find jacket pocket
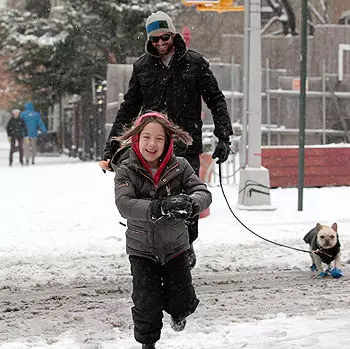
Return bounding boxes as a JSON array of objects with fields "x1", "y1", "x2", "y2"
[
  {"x1": 126, "y1": 228, "x2": 147, "y2": 251},
  {"x1": 158, "y1": 220, "x2": 188, "y2": 249}
]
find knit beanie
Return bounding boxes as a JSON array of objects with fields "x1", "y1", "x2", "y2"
[{"x1": 145, "y1": 11, "x2": 176, "y2": 37}]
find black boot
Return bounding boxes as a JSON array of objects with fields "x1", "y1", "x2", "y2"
[
  {"x1": 142, "y1": 344, "x2": 155, "y2": 349},
  {"x1": 170, "y1": 317, "x2": 187, "y2": 332}
]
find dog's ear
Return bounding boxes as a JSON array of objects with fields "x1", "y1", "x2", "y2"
[
  {"x1": 331, "y1": 223, "x2": 338, "y2": 232},
  {"x1": 316, "y1": 223, "x2": 322, "y2": 231}
]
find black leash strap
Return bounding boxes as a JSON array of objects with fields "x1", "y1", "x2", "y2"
[{"x1": 218, "y1": 164, "x2": 312, "y2": 255}]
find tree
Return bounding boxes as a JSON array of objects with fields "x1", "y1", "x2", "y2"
[
  {"x1": 25, "y1": 0, "x2": 51, "y2": 19},
  {"x1": 0, "y1": 0, "x2": 182, "y2": 110}
]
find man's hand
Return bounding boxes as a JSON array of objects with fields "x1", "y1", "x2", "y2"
[
  {"x1": 103, "y1": 139, "x2": 120, "y2": 161},
  {"x1": 212, "y1": 139, "x2": 231, "y2": 164},
  {"x1": 99, "y1": 159, "x2": 112, "y2": 172},
  {"x1": 23, "y1": 137, "x2": 30, "y2": 145}
]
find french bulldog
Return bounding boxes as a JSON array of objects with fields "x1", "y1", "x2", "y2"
[{"x1": 303, "y1": 223, "x2": 343, "y2": 278}]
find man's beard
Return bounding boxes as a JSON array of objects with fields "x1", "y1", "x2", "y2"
[{"x1": 158, "y1": 43, "x2": 174, "y2": 56}]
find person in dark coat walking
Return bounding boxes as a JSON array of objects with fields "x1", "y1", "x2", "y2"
[
  {"x1": 6, "y1": 109, "x2": 28, "y2": 166},
  {"x1": 107, "y1": 111, "x2": 212, "y2": 349},
  {"x1": 101, "y1": 11, "x2": 233, "y2": 268}
]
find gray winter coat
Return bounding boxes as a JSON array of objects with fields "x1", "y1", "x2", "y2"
[{"x1": 112, "y1": 147, "x2": 212, "y2": 265}]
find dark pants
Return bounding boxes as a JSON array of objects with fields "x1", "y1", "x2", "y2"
[
  {"x1": 183, "y1": 154, "x2": 200, "y2": 244},
  {"x1": 129, "y1": 253, "x2": 199, "y2": 344},
  {"x1": 9, "y1": 137, "x2": 24, "y2": 165}
]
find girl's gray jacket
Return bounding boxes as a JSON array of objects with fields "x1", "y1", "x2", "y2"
[{"x1": 112, "y1": 147, "x2": 212, "y2": 265}]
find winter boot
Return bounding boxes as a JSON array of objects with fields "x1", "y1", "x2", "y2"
[
  {"x1": 170, "y1": 317, "x2": 187, "y2": 332},
  {"x1": 188, "y1": 244, "x2": 196, "y2": 269},
  {"x1": 142, "y1": 344, "x2": 155, "y2": 349}
]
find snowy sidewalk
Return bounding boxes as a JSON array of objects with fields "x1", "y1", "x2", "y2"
[
  {"x1": 0, "y1": 129, "x2": 80, "y2": 168},
  {"x1": 1, "y1": 129, "x2": 350, "y2": 348}
]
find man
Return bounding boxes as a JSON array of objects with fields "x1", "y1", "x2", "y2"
[
  {"x1": 21, "y1": 101, "x2": 47, "y2": 165},
  {"x1": 6, "y1": 109, "x2": 28, "y2": 166},
  {"x1": 100, "y1": 11, "x2": 233, "y2": 270}
]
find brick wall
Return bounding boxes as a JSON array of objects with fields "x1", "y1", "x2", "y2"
[{"x1": 262, "y1": 146, "x2": 350, "y2": 188}]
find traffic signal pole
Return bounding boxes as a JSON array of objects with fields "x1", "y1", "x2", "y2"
[
  {"x1": 237, "y1": 0, "x2": 274, "y2": 210},
  {"x1": 182, "y1": 0, "x2": 274, "y2": 210},
  {"x1": 297, "y1": 0, "x2": 308, "y2": 211}
]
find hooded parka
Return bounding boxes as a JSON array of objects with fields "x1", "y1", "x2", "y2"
[
  {"x1": 106, "y1": 34, "x2": 233, "y2": 157},
  {"x1": 112, "y1": 147, "x2": 212, "y2": 265}
]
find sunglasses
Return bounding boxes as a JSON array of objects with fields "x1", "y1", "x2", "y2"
[{"x1": 149, "y1": 34, "x2": 172, "y2": 43}]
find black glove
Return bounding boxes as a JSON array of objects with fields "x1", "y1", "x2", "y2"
[
  {"x1": 161, "y1": 194, "x2": 194, "y2": 220},
  {"x1": 103, "y1": 139, "x2": 120, "y2": 162},
  {"x1": 149, "y1": 199, "x2": 163, "y2": 221},
  {"x1": 102, "y1": 139, "x2": 120, "y2": 172},
  {"x1": 190, "y1": 200, "x2": 200, "y2": 218},
  {"x1": 150, "y1": 194, "x2": 194, "y2": 221},
  {"x1": 212, "y1": 139, "x2": 230, "y2": 164}
]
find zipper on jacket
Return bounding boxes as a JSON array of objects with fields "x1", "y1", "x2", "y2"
[
  {"x1": 157, "y1": 163, "x2": 180, "y2": 189},
  {"x1": 138, "y1": 169, "x2": 157, "y2": 190}
]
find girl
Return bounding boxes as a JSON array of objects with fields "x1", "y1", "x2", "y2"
[{"x1": 106, "y1": 111, "x2": 212, "y2": 349}]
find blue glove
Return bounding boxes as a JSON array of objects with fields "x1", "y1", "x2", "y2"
[
  {"x1": 330, "y1": 267, "x2": 343, "y2": 278},
  {"x1": 318, "y1": 271, "x2": 328, "y2": 278},
  {"x1": 310, "y1": 264, "x2": 317, "y2": 272}
]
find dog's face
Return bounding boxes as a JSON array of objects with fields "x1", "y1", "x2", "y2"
[{"x1": 316, "y1": 223, "x2": 338, "y2": 249}]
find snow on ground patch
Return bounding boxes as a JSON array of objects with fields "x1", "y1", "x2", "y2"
[{"x1": 1, "y1": 130, "x2": 350, "y2": 348}]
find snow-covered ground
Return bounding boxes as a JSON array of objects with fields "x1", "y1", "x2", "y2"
[{"x1": 1, "y1": 129, "x2": 350, "y2": 349}]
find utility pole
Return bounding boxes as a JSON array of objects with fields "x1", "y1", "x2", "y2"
[
  {"x1": 298, "y1": 0, "x2": 309, "y2": 211},
  {"x1": 95, "y1": 80, "x2": 108, "y2": 160},
  {"x1": 182, "y1": 0, "x2": 274, "y2": 210},
  {"x1": 237, "y1": 0, "x2": 275, "y2": 210}
]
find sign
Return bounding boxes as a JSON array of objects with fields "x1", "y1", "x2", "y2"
[
  {"x1": 292, "y1": 78, "x2": 309, "y2": 91},
  {"x1": 182, "y1": 0, "x2": 220, "y2": 3},
  {"x1": 182, "y1": 0, "x2": 244, "y2": 12}
]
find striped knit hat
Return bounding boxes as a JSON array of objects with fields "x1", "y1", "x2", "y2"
[{"x1": 145, "y1": 11, "x2": 176, "y2": 37}]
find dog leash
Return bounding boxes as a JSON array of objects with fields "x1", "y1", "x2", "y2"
[
  {"x1": 218, "y1": 164, "x2": 320, "y2": 256},
  {"x1": 118, "y1": 163, "x2": 330, "y2": 257}
]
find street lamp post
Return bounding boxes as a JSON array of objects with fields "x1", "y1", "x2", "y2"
[
  {"x1": 237, "y1": 0, "x2": 275, "y2": 210},
  {"x1": 298, "y1": 0, "x2": 309, "y2": 211},
  {"x1": 95, "y1": 80, "x2": 108, "y2": 160}
]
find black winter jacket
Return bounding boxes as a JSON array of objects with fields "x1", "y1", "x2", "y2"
[
  {"x1": 105, "y1": 34, "x2": 233, "y2": 158},
  {"x1": 6, "y1": 117, "x2": 28, "y2": 139},
  {"x1": 112, "y1": 147, "x2": 212, "y2": 265}
]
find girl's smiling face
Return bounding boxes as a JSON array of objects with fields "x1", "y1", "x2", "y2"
[{"x1": 139, "y1": 122, "x2": 166, "y2": 168}]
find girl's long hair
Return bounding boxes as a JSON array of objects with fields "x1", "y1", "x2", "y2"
[{"x1": 112, "y1": 111, "x2": 193, "y2": 146}]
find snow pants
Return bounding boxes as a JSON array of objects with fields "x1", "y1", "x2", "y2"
[{"x1": 129, "y1": 252, "x2": 199, "y2": 345}]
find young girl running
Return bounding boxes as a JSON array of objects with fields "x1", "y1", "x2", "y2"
[{"x1": 104, "y1": 111, "x2": 212, "y2": 349}]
